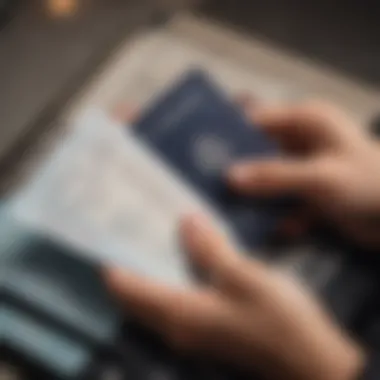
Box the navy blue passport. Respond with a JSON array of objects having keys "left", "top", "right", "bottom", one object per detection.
[{"left": 133, "top": 70, "right": 282, "bottom": 248}]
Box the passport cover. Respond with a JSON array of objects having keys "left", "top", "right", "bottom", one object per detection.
[{"left": 134, "top": 69, "right": 282, "bottom": 248}]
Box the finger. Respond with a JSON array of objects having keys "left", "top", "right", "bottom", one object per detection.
[
  {"left": 252, "top": 101, "right": 354, "bottom": 148},
  {"left": 228, "top": 159, "right": 321, "bottom": 196},
  {"left": 112, "top": 103, "right": 139, "bottom": 124},
  {"left": 105, "top": 267, "right": 194, "bottom": 324},
  {"left": 234, "top": 93, "right": 264, "bottom": 121},
  {"left": 104, "top": 267, "right": 224, "bottom": 349},
  {"left": 234, "top": 92, "right": 259, "bottom": 108},
  {"left": 180, "top": 214, "right": 243, "bottom": 292},
  {"left": 180, "top": 214, "right": 267, "bottom": 295},
  {"left": 180, "top": 214, "right": 238, "bottom": 271}
]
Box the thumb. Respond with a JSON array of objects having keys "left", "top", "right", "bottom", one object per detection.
[
  {"left": 228, "top": 159, "right": 320, "bottom": 196},
  {"left": 180, "top": 214, "right": 268, "bottom": 296}
]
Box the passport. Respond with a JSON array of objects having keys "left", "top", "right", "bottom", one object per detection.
[{"left": 134, "top": 69, "right": 282, "bottom": 248}]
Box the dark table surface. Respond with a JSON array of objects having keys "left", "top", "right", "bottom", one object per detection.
[{"left": 198, "top": 0, "right": 380, "bottom": 89}]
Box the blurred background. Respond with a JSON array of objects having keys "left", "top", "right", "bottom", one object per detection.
[
  {"left": 200, "top": 0, "right": 380, "bottom": 86},
  {"left": 1, "top": 1, "right": 379, "bottom": 379}
]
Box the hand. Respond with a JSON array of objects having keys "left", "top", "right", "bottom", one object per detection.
[
  {"left": 229, "top": 100, "right": 380, "bottom": 247},
  {"left": 105, "top": 214, "right": 364, "bottom": 380}
]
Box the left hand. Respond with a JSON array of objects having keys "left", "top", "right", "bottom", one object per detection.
[{"left": 104, "top": 214, "right": 364, "bottom": 380}]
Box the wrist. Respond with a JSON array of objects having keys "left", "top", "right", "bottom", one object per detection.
[
  {"left": 273, "top": 325, "right": 366, "bottom": 380},
  {"left": 297, "top": 332, "right": 366, "bottom": 380},
  {"left": 322, "top": 338, "right": 365, "bottom": 380}
]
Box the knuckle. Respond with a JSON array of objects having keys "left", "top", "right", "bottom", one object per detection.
[
  {"left": 300, "top": 100, "right": 349, "bottom": 128},
  {"left": 301, "top": 99, "right": 336, "bottom": 115}
]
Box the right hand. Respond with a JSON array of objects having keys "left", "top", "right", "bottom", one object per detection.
[
  {"left": 106, "top": 214, "right": 365, "bottom": 380},
  {"left": 228, "top": 100, "right": 380, "bottom": 248}
]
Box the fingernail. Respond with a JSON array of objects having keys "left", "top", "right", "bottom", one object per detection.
[
  {"left": 250, "top": 107, "right": 270, "bottom": 124},
  {"left": 182, "top": 214, "right": 210, "bottom": 249},
  {"left": 228, "top": 165, "right": 251, "bottom": 185},
  {"left": 184, "top": 214, "right": 209, "bottom": 234}
]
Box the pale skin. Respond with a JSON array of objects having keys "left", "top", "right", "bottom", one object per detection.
[{"left": 105, "top": 100, "right": 380, "bottom": 380}]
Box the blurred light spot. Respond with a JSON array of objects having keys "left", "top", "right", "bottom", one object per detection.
[{"left": 47, "top": 0, "right": 78, "bottom": 18}]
